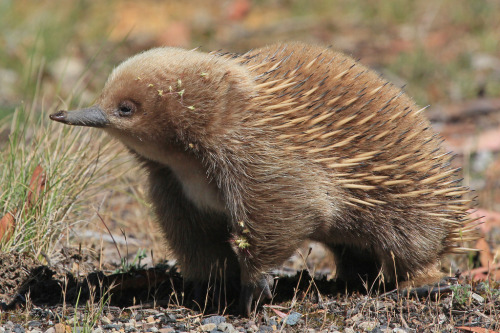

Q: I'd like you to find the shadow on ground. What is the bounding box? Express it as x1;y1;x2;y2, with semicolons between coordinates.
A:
0;251;361;315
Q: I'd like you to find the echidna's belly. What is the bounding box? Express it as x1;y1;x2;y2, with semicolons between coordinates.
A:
111;130;227;213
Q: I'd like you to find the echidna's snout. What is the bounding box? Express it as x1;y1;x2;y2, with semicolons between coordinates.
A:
49;106;109;128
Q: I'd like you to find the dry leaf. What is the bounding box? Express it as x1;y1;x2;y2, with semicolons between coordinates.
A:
0;210;16;243
456;326;499;333
26;164;46;209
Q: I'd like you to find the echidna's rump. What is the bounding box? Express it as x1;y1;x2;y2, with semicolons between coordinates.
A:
50;42;479;315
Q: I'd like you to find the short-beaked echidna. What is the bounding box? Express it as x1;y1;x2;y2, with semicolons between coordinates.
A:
50;42;479;315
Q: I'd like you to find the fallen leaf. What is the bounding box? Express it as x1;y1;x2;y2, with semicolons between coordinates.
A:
475;238;494;269
464;262;500;281
26;164;46;209
469;209;500;234
227;0;251;21
269;307;288;319
456;326;499;333
0;210;16;243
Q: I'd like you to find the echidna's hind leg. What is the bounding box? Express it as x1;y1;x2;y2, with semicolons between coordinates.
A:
328;244;385;289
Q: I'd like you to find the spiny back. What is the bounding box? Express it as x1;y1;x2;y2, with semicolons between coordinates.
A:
220;42;477;253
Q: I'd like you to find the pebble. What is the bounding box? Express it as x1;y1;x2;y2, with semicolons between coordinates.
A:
217;323;237;333
471;292;485;303
100;317;111;325
13;325;25;333
392;329;408;333
53;323;68;333
358;321;379;331
27;322;41;329
159;328;175;333
199;323;216;332
284;312;301;326
202;316;226;325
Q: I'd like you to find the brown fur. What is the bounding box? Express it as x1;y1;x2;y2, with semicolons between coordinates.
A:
52;42;479;308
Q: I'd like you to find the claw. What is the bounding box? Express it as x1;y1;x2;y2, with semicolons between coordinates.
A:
239;275;273;316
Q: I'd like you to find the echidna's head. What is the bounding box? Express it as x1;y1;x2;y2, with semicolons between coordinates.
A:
50;48;195;143
50;47;254;149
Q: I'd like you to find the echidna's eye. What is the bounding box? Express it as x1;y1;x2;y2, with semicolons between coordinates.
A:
118;100;136;117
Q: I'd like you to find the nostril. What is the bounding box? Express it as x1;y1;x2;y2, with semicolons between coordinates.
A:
49;110;68;122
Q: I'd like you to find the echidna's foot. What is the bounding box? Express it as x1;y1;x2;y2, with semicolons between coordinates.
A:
329;244;383;289
239;275;273;316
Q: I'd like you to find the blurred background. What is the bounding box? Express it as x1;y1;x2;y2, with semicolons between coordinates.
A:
0;0;499;277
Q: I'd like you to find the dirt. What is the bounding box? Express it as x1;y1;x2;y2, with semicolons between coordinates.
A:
1;249;499;332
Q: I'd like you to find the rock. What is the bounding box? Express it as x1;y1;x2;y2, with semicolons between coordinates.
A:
284;312;301;326
28;321;42;328
392;328;408;333
471;292;485;303
217;323;237;333
358;320;379;331
346;313;363;325
199;323;216;332
202;316;226;325
159;328;175;333
53;323;69;333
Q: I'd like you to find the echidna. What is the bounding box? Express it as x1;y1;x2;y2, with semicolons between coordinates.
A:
50;42;479;315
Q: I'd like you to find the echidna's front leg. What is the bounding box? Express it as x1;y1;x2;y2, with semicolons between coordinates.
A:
239;275;273;316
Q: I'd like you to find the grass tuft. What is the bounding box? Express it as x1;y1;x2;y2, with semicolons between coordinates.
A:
0;60;121;258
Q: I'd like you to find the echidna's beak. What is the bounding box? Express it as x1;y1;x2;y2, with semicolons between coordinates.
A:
49;106;109;128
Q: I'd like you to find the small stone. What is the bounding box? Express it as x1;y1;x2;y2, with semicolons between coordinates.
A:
358;321;378;331
149;328;158;333
344;328;356;333
392;329;408;333
101;316;112;325
102;324;122;330
159;328;175;333
146;316;156;323
471;292;484;303
44;328;55;333
28;322;42;328
217;323;237;333
202;316;226;325
347;313;363;325
53;323;69;333
199;323;216;332
284;312;301;326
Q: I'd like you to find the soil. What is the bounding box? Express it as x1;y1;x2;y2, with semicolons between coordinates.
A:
0;250;499;332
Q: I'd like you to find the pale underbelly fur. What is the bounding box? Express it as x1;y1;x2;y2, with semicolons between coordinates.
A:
113;133;227;213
